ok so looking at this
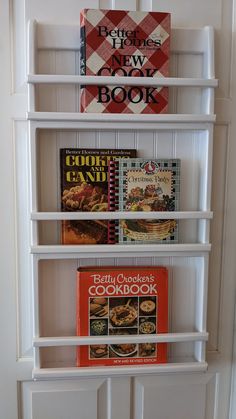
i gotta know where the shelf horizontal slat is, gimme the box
[31,243,211,259]
[28,119,214,131]
[31,211,213,221]
[32,362,208,379]
[33,332,208,347]
[27,111,216,124]
[36,25,212,56]
[27,74,218,88]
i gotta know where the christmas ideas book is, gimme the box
[108,158,180,244]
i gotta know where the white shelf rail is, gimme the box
[28,112,216,123]
[31,211,213,220]
[33,332,208,347]
[31,244,211,258]
[33,362,208,380]
[28,74,218,87]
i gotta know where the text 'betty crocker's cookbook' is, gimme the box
[76,266,168,367]
[60,148,136,244]
[108,158,180,244]
[80,9,170,113]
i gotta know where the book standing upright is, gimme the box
[76,266,168,367]
[80,9,170,113]
[108,158,180,244]
[60,148,136,244]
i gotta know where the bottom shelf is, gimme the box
[33,360,208,380]
[34,335,207,379]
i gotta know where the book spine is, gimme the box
[80,10,86,111]
[108,160,119,244]
[76,271,81,367]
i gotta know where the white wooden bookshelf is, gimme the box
[27,20,217,380]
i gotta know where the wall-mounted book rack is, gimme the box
[27,20,217,380]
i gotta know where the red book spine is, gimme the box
[107,160,119,244]
[80,10,86,112]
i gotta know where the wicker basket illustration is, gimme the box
[138,219,176,239]
[121,219,177,241]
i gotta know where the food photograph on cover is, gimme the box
[60,148,136,244]
[76,266,168,366]
[108,158,180,244]
[89,296,158,359]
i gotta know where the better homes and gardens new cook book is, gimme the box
[76,266,168,366]
[80,9,170,113]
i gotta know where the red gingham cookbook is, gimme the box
[80,9,171,114]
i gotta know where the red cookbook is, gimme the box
[76,266,168,367]
[80,9,171,113]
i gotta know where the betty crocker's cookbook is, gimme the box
[76,266,168,367]
[80,9,170,113]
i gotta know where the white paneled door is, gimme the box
[1,1,236,419]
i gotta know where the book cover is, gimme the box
[109,158,180,244]
[60,148,136,244]
[80,9,170,113]
[76,266,168,367]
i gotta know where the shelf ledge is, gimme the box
[31,243,211,259]
[32,362,208,380]
[33,332,208,347]
[27,74,218,88]
[31,211,213,221]
[27,111,216,124]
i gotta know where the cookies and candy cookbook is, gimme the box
[60,148,136,244]
[80,9,170,113]
[76,266,168,367]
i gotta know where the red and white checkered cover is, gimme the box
[80,9,170,114]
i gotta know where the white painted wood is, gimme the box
[28,111,216,122]
[22,23,215,388]
[33,332,209,346]
[133,373,217,419]
[14,120,33,358]
[31,243,211,256]
[27,20,36,112]
[28,74,218,87]
[21,379,107,419]
[3,0,236,418]
[32,362,208,380]
[107,377,131,419]
[31,210,213,220]
[0,1,19,418]
[26,19,215,378]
